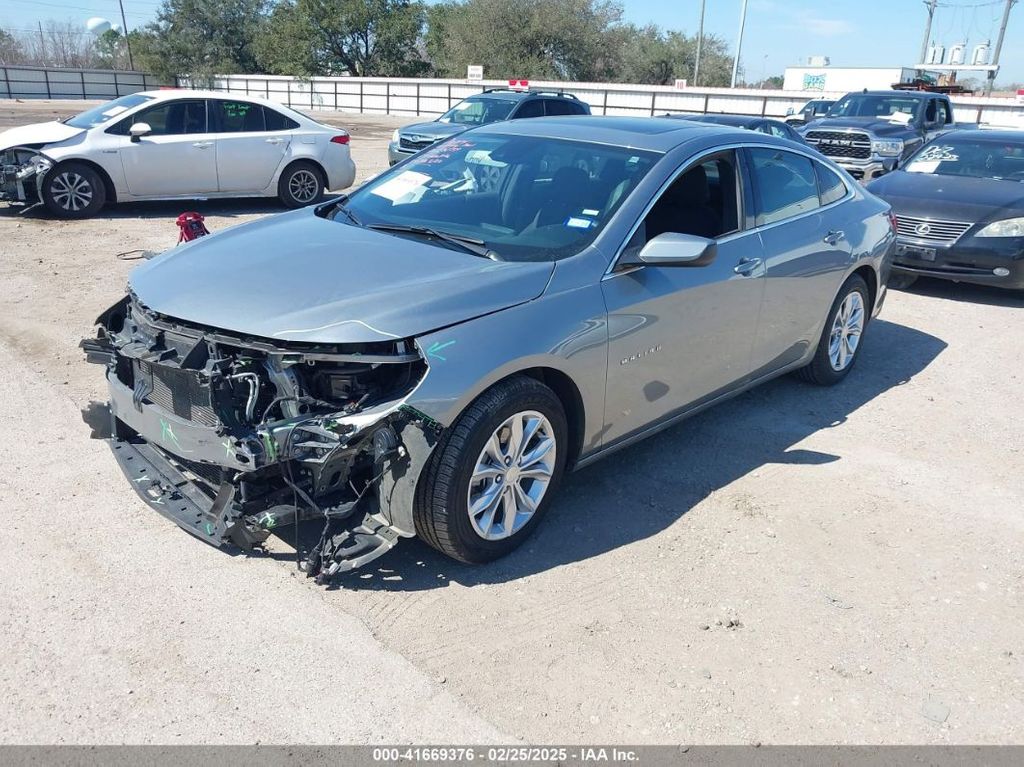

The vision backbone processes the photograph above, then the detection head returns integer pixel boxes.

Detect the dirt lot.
[1,99,1022,745]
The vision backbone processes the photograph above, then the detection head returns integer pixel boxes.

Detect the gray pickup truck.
[800,90,961,181]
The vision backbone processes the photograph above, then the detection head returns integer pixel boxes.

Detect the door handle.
[823,230,846,245]
[265,138,284,145]
[192,141,214,149]
[734,257,762,276]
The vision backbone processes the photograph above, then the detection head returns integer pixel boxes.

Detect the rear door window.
[264,107,300,131]
[747,147,821,226]
[211,100,266,132]
[512,100,545,119]
[814,162,848,206]
[545,99,579,116]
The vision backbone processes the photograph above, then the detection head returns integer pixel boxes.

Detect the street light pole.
[730,0,749,88]
[694,0,706,87]
[118,0,134,70]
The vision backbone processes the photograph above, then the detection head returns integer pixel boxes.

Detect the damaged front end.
[0,147,52,206]
[82,295,441,582]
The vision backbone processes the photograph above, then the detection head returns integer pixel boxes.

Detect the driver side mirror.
[785,107,795,116]
[128,122,152,142]
[618,232,717,269]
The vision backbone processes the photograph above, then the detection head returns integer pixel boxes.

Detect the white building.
[782,66,919,93]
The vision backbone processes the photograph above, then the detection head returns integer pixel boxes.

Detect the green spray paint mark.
[259,512,277,529]
[160,418,184,452]
[222,439,234,460]
[426,340,456,362]
[261,432,277,461]
[205,522,215,536]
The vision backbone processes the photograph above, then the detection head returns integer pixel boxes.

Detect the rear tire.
[414,376,568,564]
[278,161,324,208]
[888,272,918,290]
[797,274,870,386]
[42,162,106,219]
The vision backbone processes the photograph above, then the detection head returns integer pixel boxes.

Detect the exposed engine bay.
[0,146,51,206]
[82,295,441,582]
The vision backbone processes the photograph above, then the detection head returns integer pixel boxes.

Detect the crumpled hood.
[129,206,554,345]
[0,120,84,152]
[867,171,1024,224]
[803,117,918,138]
[398,121,468,142]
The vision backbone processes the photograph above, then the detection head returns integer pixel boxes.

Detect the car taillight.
[331,135,350,145]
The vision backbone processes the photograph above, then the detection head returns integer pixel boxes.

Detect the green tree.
[426,0,621,81]
[132,0,269,81]
[606,25,733,86]
[255,0,428,77]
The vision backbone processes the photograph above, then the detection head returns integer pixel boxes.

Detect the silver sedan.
[84,116,895,580]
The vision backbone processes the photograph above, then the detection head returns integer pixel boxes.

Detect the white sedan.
[0,89,356,218]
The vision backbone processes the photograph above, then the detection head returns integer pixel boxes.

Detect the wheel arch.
[46,157,117,203]
[851,263,878,314]
[517,367,586,470]
[278,156,327,186]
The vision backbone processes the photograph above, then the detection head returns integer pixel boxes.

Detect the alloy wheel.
[828,291,864,371]
[288,169,319,203]
[467,410,557,541]
[50,172,94,212]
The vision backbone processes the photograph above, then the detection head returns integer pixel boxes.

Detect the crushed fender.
[0,146,52,209]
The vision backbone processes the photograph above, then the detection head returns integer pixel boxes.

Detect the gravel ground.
[0,99,1022,745]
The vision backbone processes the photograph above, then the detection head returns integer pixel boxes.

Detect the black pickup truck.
[800,90,963,181]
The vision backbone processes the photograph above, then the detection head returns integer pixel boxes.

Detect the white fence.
[0,66,168,100]
[197,74,1024,127]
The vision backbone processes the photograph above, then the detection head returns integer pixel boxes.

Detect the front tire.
[414,376,568,564]
[797,274,870,386]
[278,161,324,208]
[42,162,106,219]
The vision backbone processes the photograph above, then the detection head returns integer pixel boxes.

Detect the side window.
[264,107,299,131]
[112,99,207,136]
[937,100,951,125]
[512,100,545,119]
[766,122,789,138]
[544,99,577,116]
[748,147,820,226]
[814,162,848,206]
[925,99,938,124]
[212,100,266,132]
[635,151,742,246]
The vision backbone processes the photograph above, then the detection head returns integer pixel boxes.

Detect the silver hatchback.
[85,116,895,581]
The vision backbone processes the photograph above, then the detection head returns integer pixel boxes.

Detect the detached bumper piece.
[84,296,433,583]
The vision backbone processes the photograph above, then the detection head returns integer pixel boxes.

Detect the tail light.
[330,135,350,145]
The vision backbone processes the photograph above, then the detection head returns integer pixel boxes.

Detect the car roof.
[135,88,279,104]
[933,129,1024,143]
[472,115,768,152]
[670,114,760,128]
[468,88,580,101]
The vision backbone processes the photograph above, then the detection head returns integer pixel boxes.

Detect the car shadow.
[896,276,1024,308]
[1,198,290,221]
[297,317,948,591]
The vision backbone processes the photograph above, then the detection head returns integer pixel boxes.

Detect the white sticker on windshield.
[582,208,600,216]
[906,160,940,174]
[566,217,595,229]
[370,170,431,202]
[887,112,912,124]
[101,106,129,117]
[453,102,472,111]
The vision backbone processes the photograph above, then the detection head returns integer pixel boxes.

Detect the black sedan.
[867,131,1024,291]
[662,113,807,144]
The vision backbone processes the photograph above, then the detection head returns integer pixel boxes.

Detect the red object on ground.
[176,212,210,243]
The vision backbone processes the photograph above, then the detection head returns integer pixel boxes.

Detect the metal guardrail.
[189,74,1024,127]
[0,66,168,100]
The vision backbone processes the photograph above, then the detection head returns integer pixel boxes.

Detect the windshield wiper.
[365,223,494,258]
[332,195,362,227]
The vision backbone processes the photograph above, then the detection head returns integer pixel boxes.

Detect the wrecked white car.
[1,91,355,218]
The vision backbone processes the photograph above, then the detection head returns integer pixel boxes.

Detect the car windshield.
[336,132,659,262]
[827,94,920,120]
[904,138,1024,181]
[438,97,517,126]
[64,94,154,129]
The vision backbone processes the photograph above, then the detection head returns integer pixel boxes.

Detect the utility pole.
[693,0,706,87]
[918,0,938,66]
[37,21,45,63]
[118,0,134,70]
[986,0,1017,94]
[730,0,749,88]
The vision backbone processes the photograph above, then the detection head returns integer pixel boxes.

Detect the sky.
[2,0,1022,84]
